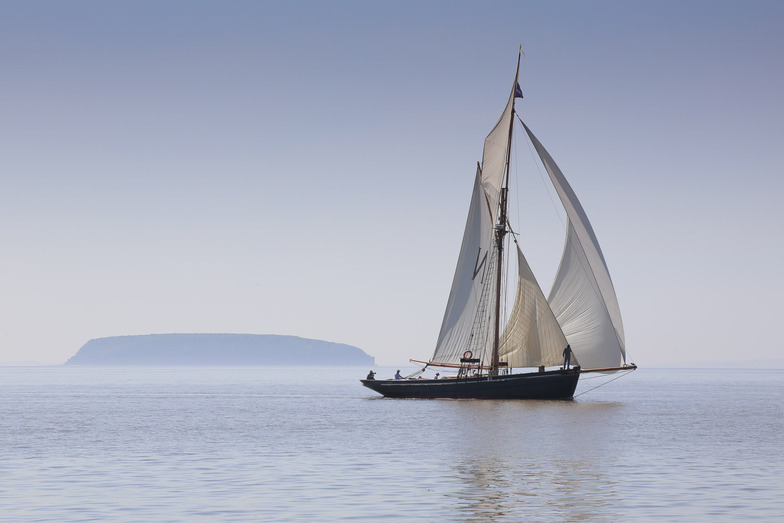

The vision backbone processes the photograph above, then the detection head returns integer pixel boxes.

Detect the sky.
[1,0,782,367]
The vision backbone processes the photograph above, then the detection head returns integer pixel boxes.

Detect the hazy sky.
[1,1,782,366]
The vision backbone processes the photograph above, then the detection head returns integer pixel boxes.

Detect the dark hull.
[360,369,579,400]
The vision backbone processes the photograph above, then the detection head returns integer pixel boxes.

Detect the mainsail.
[432,169,496,365]
[432,74,521,367]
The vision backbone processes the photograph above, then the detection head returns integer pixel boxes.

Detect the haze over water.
[1,365,781,521]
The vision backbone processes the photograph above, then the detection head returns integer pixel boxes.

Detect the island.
[65,334,375,366]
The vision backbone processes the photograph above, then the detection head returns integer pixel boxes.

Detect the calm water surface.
[1,366,782,521]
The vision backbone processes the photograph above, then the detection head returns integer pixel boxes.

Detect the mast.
[490,52,522,376]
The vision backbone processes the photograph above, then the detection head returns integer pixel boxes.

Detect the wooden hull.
[360,369,580,400]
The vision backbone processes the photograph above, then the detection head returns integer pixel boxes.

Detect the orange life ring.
[463,350,473,359]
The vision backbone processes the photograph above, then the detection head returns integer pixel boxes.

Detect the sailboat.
[362,55,636,399]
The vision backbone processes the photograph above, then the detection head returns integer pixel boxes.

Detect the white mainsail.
[522,122,627,369]
[432,170,496,365]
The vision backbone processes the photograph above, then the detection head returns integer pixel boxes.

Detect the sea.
[1,365,782,522]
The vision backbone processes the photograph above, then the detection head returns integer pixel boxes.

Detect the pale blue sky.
[1,1,782,366]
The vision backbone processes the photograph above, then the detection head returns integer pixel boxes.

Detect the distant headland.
[65,334,375,366]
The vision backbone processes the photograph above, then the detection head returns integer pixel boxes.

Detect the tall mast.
[490,52,522,376]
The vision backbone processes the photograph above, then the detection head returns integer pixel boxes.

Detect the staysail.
[522,122,627,369]
[498,245,571,368]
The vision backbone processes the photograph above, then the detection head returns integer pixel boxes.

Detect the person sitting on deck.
[562,345,572,370]
[366,370,376,380]
[394,370,403,380]
[434,373,440,380]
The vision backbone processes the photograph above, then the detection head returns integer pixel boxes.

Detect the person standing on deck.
[562,345,572,369]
